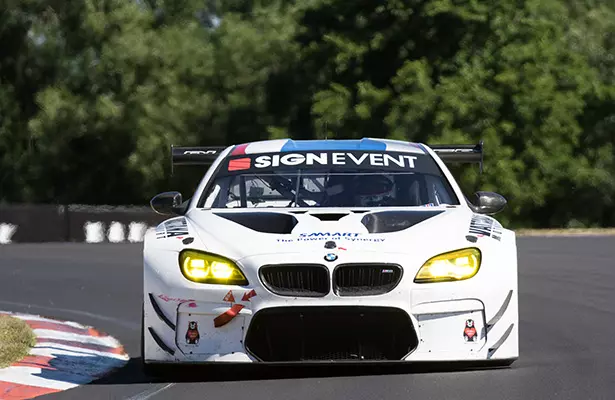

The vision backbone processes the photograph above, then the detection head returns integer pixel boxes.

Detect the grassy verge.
[516,228,615,236]
[0,315,36,368]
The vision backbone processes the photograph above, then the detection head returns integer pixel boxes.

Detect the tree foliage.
[1,0,614,228]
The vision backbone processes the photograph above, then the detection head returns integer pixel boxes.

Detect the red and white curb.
[0,312,129,399]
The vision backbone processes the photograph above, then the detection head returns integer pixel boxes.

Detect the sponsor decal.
[158,294,195,303]
[185,321,200,344]
[223,290,235,303]
[299,232,359,238]
[324,253,338,262]
[184,150,218,155]
[463,319,478,342]
[468,215,502,241]
[218,150,444,177]
[276,232,385,243]
[277,234,385,243]
[242,289,257,302]
[155,217,189,239]
[228,157,251,171]
[188,302,197,308]
[253,152,418,169]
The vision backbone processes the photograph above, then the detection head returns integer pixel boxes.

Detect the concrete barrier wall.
[0,204,167,244]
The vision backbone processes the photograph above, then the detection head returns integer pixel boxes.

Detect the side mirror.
[150,191,185,215]
[469,191,507,215]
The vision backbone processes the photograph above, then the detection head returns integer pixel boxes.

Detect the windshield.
[199,151,459,209]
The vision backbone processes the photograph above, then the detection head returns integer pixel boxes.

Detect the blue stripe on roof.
[280,139,387,152]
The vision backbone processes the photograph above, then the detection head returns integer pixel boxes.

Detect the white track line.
[125,383,177,400]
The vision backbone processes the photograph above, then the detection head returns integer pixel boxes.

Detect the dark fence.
[0,204,167,244]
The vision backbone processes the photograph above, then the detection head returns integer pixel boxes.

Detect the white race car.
[142,138,518,373]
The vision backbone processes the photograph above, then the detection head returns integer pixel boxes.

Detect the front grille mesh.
[260,264,329,297]
[245,306,418,362]
[334,264,403,296]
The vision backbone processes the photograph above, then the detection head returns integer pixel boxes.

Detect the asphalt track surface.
[0,238,614,400]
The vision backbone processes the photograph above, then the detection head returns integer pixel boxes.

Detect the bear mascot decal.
[463,319,477,342]
[186,321,200,344]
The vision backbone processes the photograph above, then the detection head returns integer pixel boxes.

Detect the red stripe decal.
[0,381,60,399]
[231,143,249,155]
[213,304,244,328]
[228,158,251,171]
[12,355,55,370]
[241,289,257,302]
[36,338,125,355]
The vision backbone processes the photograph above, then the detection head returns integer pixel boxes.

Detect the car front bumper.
[143,251,519,364]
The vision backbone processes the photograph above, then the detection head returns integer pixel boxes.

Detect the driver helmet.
[354,174,396,206]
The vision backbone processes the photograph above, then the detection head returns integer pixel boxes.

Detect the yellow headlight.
[414,248,481,283]
[179,250,248,285]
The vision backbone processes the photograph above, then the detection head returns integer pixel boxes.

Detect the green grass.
[0,315,36,369]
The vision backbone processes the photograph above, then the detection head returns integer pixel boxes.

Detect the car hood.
[178,206,487,260]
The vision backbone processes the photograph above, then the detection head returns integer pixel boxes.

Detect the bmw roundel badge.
[324,253,338,262]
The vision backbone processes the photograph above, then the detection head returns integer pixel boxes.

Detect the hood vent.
[214,212,298,234]
[308,213,349,221]
[361,210,444,233]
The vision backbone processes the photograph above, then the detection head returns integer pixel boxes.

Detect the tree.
[21,1,216,203]
[1,0,613,228]
[274,0,615,227]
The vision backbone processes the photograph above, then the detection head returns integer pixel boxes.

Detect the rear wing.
[429,141,484,173]
[170,146,227,174]
[170,141,485,173]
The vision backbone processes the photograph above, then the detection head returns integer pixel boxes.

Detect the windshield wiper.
[293,170,301,207]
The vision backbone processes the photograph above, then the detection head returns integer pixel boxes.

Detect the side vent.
[148,327,175,355]
[361,210,444,233]
[148,293,175,330]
